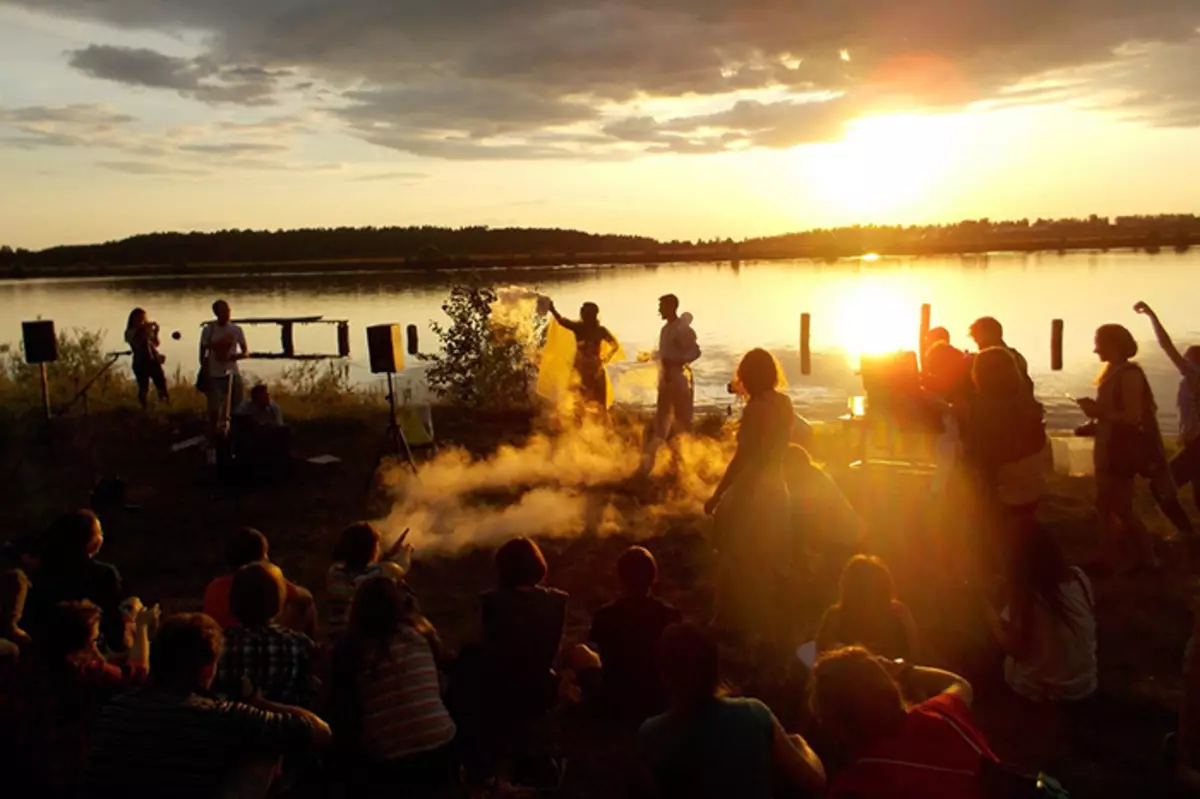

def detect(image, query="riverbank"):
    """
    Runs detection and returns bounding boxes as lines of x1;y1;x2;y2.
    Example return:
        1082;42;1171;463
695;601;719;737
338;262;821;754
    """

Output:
3;232;1195;281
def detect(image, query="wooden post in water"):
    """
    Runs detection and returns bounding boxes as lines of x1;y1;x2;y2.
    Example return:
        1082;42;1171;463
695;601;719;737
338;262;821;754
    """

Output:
918;303;932;368
800;313;812;375
1051;319;1064;371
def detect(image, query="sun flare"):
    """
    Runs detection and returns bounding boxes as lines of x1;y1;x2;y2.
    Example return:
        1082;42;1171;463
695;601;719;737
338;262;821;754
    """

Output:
832;280;920;366
807;113;961;215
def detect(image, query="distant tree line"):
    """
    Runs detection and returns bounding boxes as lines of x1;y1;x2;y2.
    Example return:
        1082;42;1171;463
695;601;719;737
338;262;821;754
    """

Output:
2;214;1198;273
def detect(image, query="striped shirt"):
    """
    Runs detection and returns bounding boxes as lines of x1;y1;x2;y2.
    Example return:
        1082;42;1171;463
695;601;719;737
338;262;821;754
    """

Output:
80;689;313;799
356;626;455;761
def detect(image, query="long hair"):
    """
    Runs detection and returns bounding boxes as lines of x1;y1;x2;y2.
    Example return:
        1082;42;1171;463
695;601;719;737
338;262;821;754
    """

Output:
836;555;895;631
126;307;146;332
344;575;436;672
733;348;783;398
1008;526;1077;629
658;622;721;711
1096;324;1138;384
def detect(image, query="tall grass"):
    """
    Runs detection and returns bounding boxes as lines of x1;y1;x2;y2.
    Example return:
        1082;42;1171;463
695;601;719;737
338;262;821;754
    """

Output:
0;328;383;422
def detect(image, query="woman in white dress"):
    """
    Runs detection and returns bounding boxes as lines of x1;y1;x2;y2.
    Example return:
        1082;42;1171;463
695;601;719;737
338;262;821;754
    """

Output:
705;349;794;643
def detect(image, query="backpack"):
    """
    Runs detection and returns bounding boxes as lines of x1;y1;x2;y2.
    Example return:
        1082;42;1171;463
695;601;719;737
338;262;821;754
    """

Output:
856;707;1070;799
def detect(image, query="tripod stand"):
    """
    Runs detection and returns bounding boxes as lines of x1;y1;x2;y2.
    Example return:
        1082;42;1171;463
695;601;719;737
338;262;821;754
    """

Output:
368;371;418;490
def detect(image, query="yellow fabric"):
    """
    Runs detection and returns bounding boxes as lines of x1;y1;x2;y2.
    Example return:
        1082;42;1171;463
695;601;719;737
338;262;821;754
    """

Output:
536;318;625;408
537;318;578;404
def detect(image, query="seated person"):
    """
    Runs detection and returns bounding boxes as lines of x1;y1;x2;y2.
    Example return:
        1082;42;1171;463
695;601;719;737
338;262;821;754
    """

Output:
326;523;413;640
1172;585;1200;791
232;384;290;472
481;537;568;722
23;510;129;653
81;614;330;799
328;575;458;795
203;528;317;638
0;569;31;656
0;600;152;797
586;547;682;724
785;445;865;570
978;527;1097;702
213;562;315;707
811;646;994;799
236;383;284;427
816;555;920;663
637;623;825;799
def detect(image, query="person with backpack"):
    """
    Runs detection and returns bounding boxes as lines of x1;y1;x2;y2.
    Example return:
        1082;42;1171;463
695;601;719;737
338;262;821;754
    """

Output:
811;646;997;799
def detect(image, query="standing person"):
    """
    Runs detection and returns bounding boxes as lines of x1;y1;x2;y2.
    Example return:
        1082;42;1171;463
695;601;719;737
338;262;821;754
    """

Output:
124;308;169;409
80;613;330;799
641;294;701;472
199;299;249;437
636;623;825;799
810;646;995;799
969;316;1034;395
977;527;1097;703
1134;301;1200;504
962;347;1047;550
1077;324;1192;569
328;575;458;798
548;301;621;410
704;349;793;643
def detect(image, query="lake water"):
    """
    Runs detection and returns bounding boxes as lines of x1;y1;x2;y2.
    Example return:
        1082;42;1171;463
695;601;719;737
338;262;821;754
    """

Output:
2;250;1197;433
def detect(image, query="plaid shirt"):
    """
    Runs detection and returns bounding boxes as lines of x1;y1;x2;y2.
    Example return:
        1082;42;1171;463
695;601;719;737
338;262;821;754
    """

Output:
214;624;313;706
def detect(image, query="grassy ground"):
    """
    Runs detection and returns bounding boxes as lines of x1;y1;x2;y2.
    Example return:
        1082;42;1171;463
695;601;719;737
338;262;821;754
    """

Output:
1;393;1197;797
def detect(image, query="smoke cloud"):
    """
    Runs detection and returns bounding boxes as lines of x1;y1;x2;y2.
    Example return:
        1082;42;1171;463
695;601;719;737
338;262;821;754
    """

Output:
374;409;735;554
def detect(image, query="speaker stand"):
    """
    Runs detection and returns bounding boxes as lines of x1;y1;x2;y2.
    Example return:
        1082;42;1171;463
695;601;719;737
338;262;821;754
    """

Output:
368;371;418;491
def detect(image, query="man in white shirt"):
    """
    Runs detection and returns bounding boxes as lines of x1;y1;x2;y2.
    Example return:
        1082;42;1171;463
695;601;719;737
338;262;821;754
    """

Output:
654;294;701;439
638;295;700;475
199;299;249;433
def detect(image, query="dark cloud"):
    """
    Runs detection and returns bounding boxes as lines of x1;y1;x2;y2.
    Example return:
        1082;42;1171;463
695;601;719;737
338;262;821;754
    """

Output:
7;0;1200;157
350;171;428;182
0;104;137;148
68;45;280;105
177;141;289;156
98;160;210;176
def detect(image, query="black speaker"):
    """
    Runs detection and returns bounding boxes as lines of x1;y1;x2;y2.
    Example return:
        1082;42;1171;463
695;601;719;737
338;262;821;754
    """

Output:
367;324;404;374
406;324;419;356
22;320;57;364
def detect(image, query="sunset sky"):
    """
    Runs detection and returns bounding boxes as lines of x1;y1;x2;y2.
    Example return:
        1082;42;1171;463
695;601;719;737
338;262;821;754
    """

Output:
1;1;1198;250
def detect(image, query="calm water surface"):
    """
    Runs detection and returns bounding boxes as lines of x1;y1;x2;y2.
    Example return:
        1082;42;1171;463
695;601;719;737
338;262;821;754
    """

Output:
2;251;1197;433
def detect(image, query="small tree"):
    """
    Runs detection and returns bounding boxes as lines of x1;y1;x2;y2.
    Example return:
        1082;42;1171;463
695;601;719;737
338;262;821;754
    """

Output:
422;285;542;410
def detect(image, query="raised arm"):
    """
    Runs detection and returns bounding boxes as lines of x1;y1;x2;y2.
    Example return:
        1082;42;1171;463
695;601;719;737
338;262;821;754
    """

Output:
1135;301;1189;374
771;716;826;795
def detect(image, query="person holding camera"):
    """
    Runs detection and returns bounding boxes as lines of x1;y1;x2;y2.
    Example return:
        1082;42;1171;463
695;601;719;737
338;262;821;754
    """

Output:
124;307;169;409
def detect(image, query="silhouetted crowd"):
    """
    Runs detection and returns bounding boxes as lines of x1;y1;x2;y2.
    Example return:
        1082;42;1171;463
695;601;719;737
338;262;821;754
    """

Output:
4;303;1200;798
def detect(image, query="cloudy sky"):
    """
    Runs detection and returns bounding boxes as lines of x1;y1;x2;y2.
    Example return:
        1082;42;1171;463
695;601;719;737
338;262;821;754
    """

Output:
1;1;1198;249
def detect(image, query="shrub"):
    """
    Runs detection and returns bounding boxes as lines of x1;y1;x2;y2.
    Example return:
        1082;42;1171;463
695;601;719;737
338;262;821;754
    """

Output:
422;285;543;410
